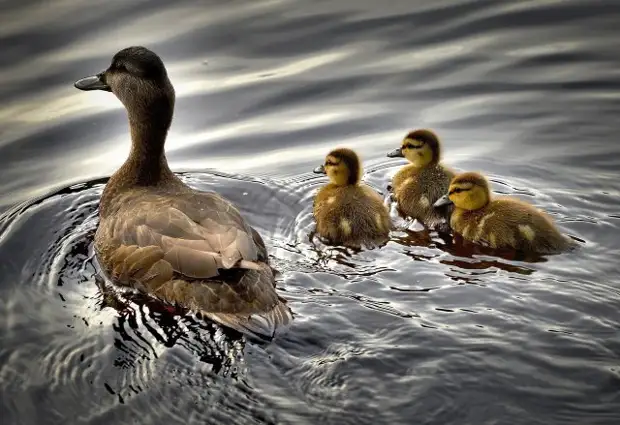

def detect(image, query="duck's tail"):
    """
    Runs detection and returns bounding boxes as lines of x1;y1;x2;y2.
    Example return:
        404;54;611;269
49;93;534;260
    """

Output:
153;264;293;340
200;297;293;340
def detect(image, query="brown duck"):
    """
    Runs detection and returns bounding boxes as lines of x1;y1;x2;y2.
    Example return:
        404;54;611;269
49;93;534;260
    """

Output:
313;148;391;247
434;171;574;254
387;129;455;228
74;46;291;337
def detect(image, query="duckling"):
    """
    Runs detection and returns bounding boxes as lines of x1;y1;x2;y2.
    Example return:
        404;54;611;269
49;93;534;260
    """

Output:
312;148;391;247
387;129;455;228
433;171;573;254
74;46;291;338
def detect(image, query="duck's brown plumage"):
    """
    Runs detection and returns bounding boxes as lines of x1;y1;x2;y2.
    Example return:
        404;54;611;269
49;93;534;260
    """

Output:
388;129;455;228
76;46;291;337
313;148;391;247
439;171;573;254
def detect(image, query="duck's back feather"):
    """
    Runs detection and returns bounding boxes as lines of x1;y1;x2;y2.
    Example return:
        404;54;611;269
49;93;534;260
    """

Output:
99;189;260;277
95;186;291;337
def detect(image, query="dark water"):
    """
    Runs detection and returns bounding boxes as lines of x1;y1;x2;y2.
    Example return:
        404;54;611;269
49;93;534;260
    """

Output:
1;0;620;424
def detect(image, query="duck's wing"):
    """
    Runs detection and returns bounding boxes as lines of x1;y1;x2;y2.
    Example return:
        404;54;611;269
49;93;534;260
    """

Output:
100;244;292;338
104;191;263;280
97;191;291;337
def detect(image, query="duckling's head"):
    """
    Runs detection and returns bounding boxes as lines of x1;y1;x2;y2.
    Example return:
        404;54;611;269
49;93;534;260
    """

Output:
313;148;361;186
74;46;174;118
387;129;441;168
434;171;491;211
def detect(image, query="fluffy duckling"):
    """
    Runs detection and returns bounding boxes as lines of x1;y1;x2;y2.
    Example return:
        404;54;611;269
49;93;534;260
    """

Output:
434;172;573;254
387;129;455;228
74;46;291;338
313;148;391;247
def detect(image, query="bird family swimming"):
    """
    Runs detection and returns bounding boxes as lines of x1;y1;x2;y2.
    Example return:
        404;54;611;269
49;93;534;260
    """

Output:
74;46;291;338
387;129;455;229
73;46;573;340
313;148;391;247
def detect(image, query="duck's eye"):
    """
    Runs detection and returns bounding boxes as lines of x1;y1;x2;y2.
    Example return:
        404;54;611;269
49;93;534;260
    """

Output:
450;188;464;194
111;62;126;72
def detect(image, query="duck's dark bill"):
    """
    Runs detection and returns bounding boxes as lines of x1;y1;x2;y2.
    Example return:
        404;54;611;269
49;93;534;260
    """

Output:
313;165;326;174
74;73;111;91
387;147;403;158
433;194;453;208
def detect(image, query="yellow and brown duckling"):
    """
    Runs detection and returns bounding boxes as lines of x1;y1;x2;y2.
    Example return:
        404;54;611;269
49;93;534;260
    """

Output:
387;129;455;228
434;171;574;254
74;46;291;338
313;148;391;247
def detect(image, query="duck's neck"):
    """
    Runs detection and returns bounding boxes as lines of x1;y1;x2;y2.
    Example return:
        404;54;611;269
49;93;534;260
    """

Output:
119;97;176;186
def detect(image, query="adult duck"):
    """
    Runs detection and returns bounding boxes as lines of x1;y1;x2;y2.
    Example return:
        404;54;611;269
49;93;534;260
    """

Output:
74;46;292;338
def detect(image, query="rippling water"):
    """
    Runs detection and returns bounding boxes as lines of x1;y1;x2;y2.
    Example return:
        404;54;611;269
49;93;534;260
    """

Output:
1;1;620;424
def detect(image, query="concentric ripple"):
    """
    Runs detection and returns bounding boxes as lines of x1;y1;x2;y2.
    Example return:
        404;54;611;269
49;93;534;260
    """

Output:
0;173;301;424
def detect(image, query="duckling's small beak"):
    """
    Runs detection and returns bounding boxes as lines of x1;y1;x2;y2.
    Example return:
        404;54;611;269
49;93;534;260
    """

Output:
74;72;111;92
433;194;453;208
387;147;404;158
313;164;326;174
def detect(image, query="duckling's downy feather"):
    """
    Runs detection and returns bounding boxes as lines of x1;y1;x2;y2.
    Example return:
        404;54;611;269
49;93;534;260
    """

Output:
314;184;390;246
313;148;391;247
392;164;454;227
450;197;572;254
441;171;573;255
389;129;455;228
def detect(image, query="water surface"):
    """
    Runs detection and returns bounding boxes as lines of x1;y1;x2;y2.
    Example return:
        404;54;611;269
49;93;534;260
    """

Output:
1;1;620;424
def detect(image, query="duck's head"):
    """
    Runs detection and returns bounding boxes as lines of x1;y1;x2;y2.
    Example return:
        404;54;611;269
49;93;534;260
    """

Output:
387;129;441;168
74;46;175;117
313;148;361;186
434;171;491;211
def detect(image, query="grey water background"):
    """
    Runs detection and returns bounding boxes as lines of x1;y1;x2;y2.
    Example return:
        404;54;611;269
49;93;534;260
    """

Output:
1;0;619;424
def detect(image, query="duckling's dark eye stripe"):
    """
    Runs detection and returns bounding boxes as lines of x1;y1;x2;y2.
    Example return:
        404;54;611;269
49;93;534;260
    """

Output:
325;160;339;166
449;187;469;194
403;143;423;149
